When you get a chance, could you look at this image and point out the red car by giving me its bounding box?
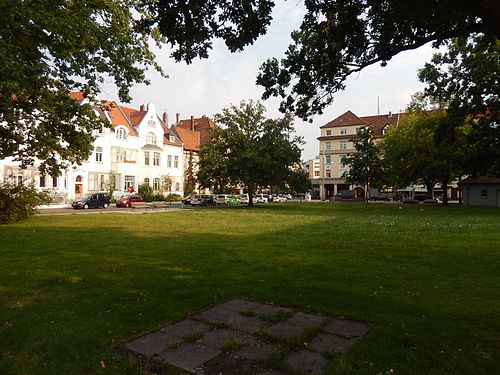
[116,194,144,208]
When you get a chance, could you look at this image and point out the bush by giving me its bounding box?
[0,181,51,224]
[166,193,182,202]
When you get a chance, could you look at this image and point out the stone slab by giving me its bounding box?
[204,354,257,375]
[217,298,260,312]
[159,342,221,371]
[252,303,293,317]
[307,332,356,354]
[160,318,211,339]
[265,321,304,339]
[194,307,268,333]
[193,305,242,325]
[123,331,182,356]
[284,350,330,375]
[257,372,289,375]
[236,337,279,360]
[201,329,249,350]
[322,319,370,338]
[287,312,327,328]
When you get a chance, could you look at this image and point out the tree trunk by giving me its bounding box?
[441,180,449,206]
[365,183,369,209]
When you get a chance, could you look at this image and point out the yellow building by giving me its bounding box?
[317,110,403,200]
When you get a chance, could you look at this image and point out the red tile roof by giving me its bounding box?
[175,127,201,152]
[118,105,146,127]
[176,116,217,145]
[360,113,403,137]
[69,91,85,102]
[320,111,366,128]
[102,101,138,136]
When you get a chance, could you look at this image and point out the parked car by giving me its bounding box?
[182,195,193,205]
[272,194,287,203]
[413,193,428,201]
[238,194,249,204]
[401,198,419,204]
[254,194,269,203]
[227,196,239,205]
[191,194,217,206]
[116,194,144,208]
[215,194,231,205]
[72,193,110,209]
[333,190,355,201]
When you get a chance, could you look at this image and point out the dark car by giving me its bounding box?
[72,193,110,209]
[116,194,144,208]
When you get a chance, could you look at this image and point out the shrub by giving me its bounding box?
[166,193,182,202]
[0,181,51,224]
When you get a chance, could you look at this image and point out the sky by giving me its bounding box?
[101,1,438,161]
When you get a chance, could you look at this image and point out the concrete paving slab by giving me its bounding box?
[160,318,212,339]
[284,349,330,375]
[217,298,260,312]
[123,331,182,356]
[201,329,249,350]
[287,312,327,328]
[307,332,356,354]
[252,303,294,317]
[204,354,257,375]
[236,337,280,360]
[159,342,221,371]
[229,315,269,334]
[266,321,304,339]
[257,371,289,375]
[322,319,370,338]
[193,305,242,325]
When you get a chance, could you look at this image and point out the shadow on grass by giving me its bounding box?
[0,204,499,374]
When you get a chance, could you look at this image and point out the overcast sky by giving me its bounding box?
[101,1,437,161]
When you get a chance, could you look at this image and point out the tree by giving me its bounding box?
[198,100,303,206]
[0,180,51,223]
[1,0,162,175]
[342,126,385,208]
[184,151,197,196]
[382,108,464,204]
[146,1,499,121]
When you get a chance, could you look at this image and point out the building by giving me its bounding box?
[316,110,403,200]
[460,176,500,206]
[171,115,218,194]
[0,94,185,201]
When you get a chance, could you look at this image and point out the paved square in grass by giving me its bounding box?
[123,298,370,374]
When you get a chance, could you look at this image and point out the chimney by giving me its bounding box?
[162,111,169,125]
[176,113,180,124]
[140,104,145,112]
[190,115,195,131]
[388,111,392,118]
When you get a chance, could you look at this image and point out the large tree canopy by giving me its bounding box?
[198,100,303,205]
[148,0,499,120]
[1,0,161,174]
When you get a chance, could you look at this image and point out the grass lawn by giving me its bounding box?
[0,203,499,374]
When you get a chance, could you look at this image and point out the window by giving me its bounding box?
[153,177,160,191]
[95,146,103,162]
[124,175,135,191]
[52,177,58,188]
[340,129,347,135]
[481,189,488,198]
[39,175,46,187]
[326,171,331,177]
[325,155,331,165]
[16,176,23,185]
[356,127,362,134]
[325,141,331,150]
[99,175,105,190]
[116,127,127,140]
[144,151,150,165]
[175,182,180,191]
[340,141,347,150]
[339,154,347,168]
[144,178,150,185]
[169,135,175,142]
[148,117,155,127]
[153,152,160,166]
[146,132,157,145]
[167,155,172,167]
[314,171,320,177]
[326,129,332,136]
[174,156,179,168]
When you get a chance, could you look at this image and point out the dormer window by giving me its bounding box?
[169,135,175,142]
[146,132,157,145]
[116,127,127,140]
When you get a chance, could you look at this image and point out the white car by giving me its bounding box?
[254,194,269,203]
[215,194,231,205]
[238,194,249,204]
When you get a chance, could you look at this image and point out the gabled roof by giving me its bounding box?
[102,101,139,136]
[320,110,367,128]
[159,118,183,147]
[176,116,217,145]
[174,126,201,152]
[360,113,403,137]
[117,104,146,127]
[69,91,85,102]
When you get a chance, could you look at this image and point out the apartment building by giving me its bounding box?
[316,110,402,200]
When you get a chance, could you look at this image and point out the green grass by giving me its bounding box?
[0,203,499,374]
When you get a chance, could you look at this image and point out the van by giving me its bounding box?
[215,194,230,205]
[254,194,269,203]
